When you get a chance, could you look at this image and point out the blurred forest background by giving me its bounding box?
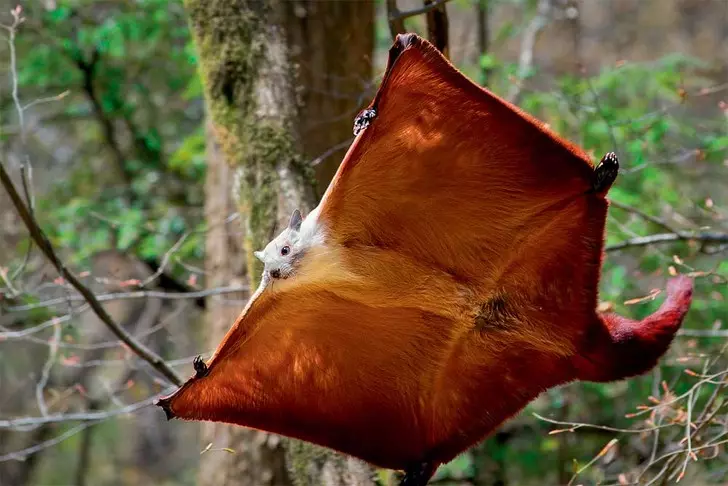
[0,0,726,485]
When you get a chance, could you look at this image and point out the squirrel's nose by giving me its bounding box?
[269,269,281,279]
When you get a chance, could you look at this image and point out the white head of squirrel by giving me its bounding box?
[254,209,305,281]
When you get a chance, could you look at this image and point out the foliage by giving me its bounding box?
[8,0,206,273]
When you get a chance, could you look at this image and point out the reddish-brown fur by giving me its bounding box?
[158,35,693,474]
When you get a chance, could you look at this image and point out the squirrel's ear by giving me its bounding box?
[254,251,265,262]
[289,209,303,232]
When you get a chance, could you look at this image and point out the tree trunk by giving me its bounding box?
[425,0,450,57]
[186,1,376,485]
[476,0,490,86]
[283,0,375,190]
[200,118,290,485]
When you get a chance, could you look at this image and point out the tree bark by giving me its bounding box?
[425,0,450,57]
[476,0,490,86]
[186,0,315,287]
[199,118,291,486]
[283,0,375,190]
[186,1,376,485]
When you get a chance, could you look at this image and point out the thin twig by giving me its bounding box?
[139,231,190,287]
[1,7,26,142]
[609,200,682,234]
[2,7,37,284]
[35,317,61,417]
[568,438,619,486]
[648,436,728,480]
[534,413,671,435]
[674,391,694,482]
[2,301,197,352]
[0,266,19,295]
[22,90,70,110]
[0,390,177,462]
[308,139,353,167]
[59,351,210,371]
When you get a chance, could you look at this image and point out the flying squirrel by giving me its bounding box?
[157,34,693,485]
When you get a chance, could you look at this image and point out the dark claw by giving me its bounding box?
[399,461,436,486]
[193,355,209,379]
[155,397,176,421]
[352,35,418,138]
[592,152,619,193]
[353,108,376,136]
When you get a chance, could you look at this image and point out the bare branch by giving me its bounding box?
[0,306,84,339]
[0,160,183,386]
[0,390,174,430]
[35,318,61,417]
[308,139,353,167]
[6,285,248,312]
[607,201,728,253]
[2,7,37,285]
[609,200,683,234]
[507,0,552,105]
[606,231,728,252]
[678,329,728,338]
[139,231,190,287]
[0,424,90,462]
[386,0,455,39]
[390,0,455,23]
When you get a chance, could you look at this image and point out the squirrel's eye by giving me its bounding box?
[280,246,290,256]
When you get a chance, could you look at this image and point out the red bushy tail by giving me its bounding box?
[574,276,694,383]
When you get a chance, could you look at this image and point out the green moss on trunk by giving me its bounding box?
[185,0,299,287]
[185,2,376,485]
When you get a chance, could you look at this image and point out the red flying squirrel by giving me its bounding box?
[157,34,693,485]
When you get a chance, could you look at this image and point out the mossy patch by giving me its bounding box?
[185,0,300,287]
